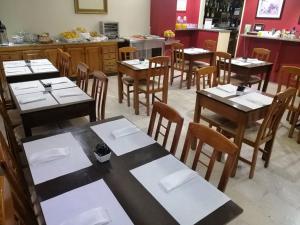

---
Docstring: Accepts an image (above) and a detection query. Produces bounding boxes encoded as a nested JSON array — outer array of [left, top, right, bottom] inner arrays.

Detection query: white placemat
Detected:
[[231, 58, 266, 66], [51, 87, 92, 104], [31, 64, 58, 73], [41, 77, 76, 90], [3, 60, 26, 68], [184, 48, 208, 54], [16, 92, 58, 111], [23, 133, 92, 185], [130, 155, 230, 225], [10, 81, 45, 95], [91, 118, 156, 156], [4, 66, 32, 76], [41, 180, 133, 225], [229, 92, 273, 109], [29, 59, 52, 66], [205, 84, 237, 98]]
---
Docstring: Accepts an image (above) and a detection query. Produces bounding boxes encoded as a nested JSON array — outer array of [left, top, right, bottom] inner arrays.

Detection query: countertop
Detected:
[[175, 28, 231, 33], [240, 34, 300, 43]]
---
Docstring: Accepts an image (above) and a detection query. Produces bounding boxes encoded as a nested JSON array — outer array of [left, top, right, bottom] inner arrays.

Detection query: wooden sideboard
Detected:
[[0, 40, 121, 78]]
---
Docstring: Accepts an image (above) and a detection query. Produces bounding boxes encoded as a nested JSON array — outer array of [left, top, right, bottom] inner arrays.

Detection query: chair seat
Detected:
[[122, 76, 134, 85], [193, 61, 210, 68], [138, 80, 162, 92], [231, 74, 262, 85], [201, 109, 231, 127], [8, 109, 22, 128]]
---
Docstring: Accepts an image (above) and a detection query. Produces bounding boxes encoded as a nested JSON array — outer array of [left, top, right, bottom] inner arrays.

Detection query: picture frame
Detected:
[[253, 24, 265, 32], [177, 0, 187, 11], [256, 0, 285, 19], [74, 0, 108, 14]]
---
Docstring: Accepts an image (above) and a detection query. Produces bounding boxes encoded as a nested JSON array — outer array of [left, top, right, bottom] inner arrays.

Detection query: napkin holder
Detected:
[[236, 85, 246, 96], [42, 83, 52, 92], [94, 142, 111, 163]]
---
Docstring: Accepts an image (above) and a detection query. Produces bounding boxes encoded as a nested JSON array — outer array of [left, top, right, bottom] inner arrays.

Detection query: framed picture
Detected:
[[74, 0, 107, 14], [253, 24, 265, 32], [256, 0, 285, 19], [177, 0, 187, 11]]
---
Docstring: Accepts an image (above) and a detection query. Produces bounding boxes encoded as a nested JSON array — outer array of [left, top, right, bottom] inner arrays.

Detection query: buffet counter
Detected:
[[0, 39, 124, 76]]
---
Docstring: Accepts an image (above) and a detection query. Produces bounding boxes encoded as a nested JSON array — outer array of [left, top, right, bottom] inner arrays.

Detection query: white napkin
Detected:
[[60, 207, 111, 225], [15, 85, 38, 90], [51, 81, 68, 85], [19, 96, 46, 104], [59, 93, 83, 98], [216, 84, 237, 93], [29, 147, 70, 166], [159, 169, 198, 192], [111, 126, 140, 139]]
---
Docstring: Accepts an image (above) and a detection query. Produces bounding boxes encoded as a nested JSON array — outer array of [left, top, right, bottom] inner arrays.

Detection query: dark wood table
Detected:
[[3, 59, 60, 83], [183, 48, 215, 89], [117, 61, 168, 115], [228, 58, 273, 92], [9, 79, 96, 136], [193, 89, 272, 176], [21, 116, 243, 225]]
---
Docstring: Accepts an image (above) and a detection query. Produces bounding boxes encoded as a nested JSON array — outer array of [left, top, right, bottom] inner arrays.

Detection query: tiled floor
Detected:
[[2, 75, 300, 225]]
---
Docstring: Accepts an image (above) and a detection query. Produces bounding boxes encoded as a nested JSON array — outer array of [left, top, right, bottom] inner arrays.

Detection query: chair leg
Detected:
[[146, 93, 150, 116], [127, 85, 130, 107], [152, 93, 155, 104], [249, 146, 260, 179], [257, 80, 262, 90], [297, 131, 300, 144]]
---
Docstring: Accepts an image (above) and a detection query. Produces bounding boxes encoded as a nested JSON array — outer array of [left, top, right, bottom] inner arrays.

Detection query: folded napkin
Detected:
[[19, 96, 46, 104], [159, 169, 198, 192], [59, 93, 82, 98], [51, 81, 68, 85], [111, 126, 140, 139], [60, 207, 111, 225], [29, 147, 70, 166], [15, 85, 38, 90], [216, 84, 237, 93]]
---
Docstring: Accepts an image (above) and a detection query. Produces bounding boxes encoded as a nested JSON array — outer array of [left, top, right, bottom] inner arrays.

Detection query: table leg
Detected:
[[262, 67, 272, 92], [262, 137, 275, 168], [231, 117, 247, 177], [192, 94, 201, 150], [118, 72, 123, 104], [23, 123, 32, 137], [89, 102, 97, 122], [133, 76, 139, 115], [187, 60, 193, 89]]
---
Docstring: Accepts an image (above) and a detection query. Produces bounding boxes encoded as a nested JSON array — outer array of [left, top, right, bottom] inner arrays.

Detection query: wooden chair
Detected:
[[22, 50, 44, 60], [58, 50, 71, 77], [44, 48, 60, 67], [215, 52, 232, 85], [119, 47, 138, 106], [276, 66, 300, 142], [0, 131, 37, 225], [91, 71, 108, 120], [76, 62, 89, 93], [193, 40, 217, 68], [137, 56, 170, 116], [220, 87, 296, 178], [195, 66, 217, 91], [170, 42, 188, 88], [148, 102, 184, 155], [233, 48, 271, 89], [0, 176, 16, 225], [180, 123, 238, 192]]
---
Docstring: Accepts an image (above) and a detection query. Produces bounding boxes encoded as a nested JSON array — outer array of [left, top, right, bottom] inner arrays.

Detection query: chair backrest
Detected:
[[277, 65, 300, 98], [0, 132, 36, 225], [180, 123, 238, 192], [118, 47, 138, 61], [215, 51, 232, 85], [58, 51, 71, 76], [146, 56, 170, 93], [76, 62, 89, 93], [56, 48, 64, 69], [195, 66, 217, 91], [0, 176, 16, 225], [204, 40, 217, 52], [170, 42, 185, 71], [91, 71, 108, 120], [251, 48, 271, 61], [0, 100, 19, 159], [22, 50, 44, 60], [256, 87, 297, 145], [148, 102, 184, 155]]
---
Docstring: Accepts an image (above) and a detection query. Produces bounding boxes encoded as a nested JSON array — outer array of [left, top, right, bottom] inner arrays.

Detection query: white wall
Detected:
[[0, 0, 150, 37]]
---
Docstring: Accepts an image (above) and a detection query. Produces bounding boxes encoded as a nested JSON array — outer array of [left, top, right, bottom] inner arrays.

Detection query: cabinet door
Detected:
[[65, 47, 85, 74], [102, 45, 118, 74], [85, 47, 102, 72], [44, 49, 58, 67]]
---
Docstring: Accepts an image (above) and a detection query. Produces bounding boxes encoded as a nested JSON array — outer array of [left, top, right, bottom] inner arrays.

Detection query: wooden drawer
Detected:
[[102, 46, 117, 54], [103, 53, 116, 60]]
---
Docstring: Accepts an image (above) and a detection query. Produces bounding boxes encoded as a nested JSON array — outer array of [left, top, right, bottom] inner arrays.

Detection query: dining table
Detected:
[[117, 59, 168, 115], [21, 116, 243, 225], [2, 59, 60, 83], [227, 57, 273, 92], [183, 48, 215, 89], [9, 77, 96, 136], [193, 84, 274, 176]]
